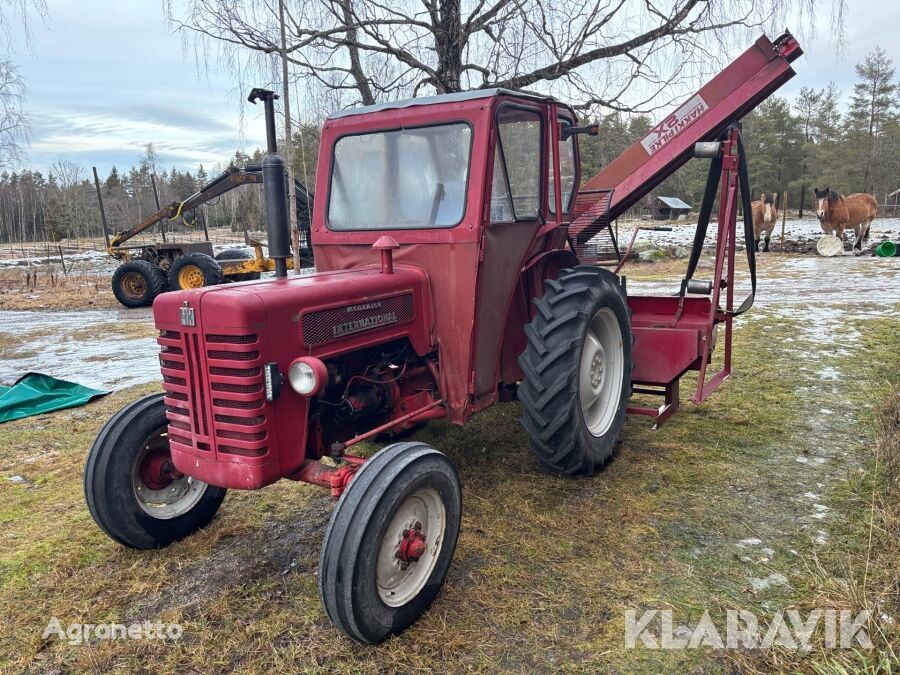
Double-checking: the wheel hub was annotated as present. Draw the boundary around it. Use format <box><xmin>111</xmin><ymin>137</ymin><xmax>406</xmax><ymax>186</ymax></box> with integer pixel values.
<box><xmin>139</xmin><ymin>446</ymin><xmax>183</xmax><ymax>490</ymax></box>
<box><xmin>589</xmin><ymin>350</ymin><xmax>605</xmax><ymax>389</ymax></box>
<box><xmin>579</xmin><ymin>307</ymin><xmax>625</xmax><ymax>437</ymax></box>
<box><xmin>178</xmin><ymin>265</ymin><xmax>204</xmax><ymax>289</ymax></box>
<box><xmin>131</xmin><ymin>430</ymin><xmax>209</xmax><ymax>520</ymax></box>
<box><xmin>376</xmin><ymin>487</ymin><xmax>446</xmax><ymax>607</ymax></box>
<box><xmin>396</xmin><ymin>522</ymin><xmax>427</xmax><ymax>567</ymax></box>
<box><xmin>121</xmin><ymin>271</ymin><xmax>146</xmax><ymax>299</ymax></box>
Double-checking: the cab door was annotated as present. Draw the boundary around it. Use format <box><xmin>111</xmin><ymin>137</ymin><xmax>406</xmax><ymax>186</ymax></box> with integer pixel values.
<box><xmin>471</xmin><ymin>103</ymin><xmax>546</xmax><ymax>399</ymax></box>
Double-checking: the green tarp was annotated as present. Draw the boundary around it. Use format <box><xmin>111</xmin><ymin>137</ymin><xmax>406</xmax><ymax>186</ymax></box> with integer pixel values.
<box><xmin>0</xmin><ymin>373</ymin><xmax>109</xmax><ymax>424</ymax></box>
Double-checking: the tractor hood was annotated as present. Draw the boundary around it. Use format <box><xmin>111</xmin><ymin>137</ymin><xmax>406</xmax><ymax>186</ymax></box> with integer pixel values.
<box><xmin>153</xmin><ymin>266</ymin><xmax>434</xmax><ymax>359</ymax></box>
<box><xmin>152</xmin><ymin>265</ymin><xmax>434</xmax><ymax>489</ymax></box>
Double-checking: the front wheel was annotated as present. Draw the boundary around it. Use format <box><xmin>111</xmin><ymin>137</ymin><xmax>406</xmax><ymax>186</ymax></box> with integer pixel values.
<box><xmin>518</xmin><ymin>266</ymin><xmax>633</xmax><ymax>476</ymax></box>
<box><xmin>318</xmin><ymin>442</ymin><xmax>462</xmax><ymax>644</ymax></box>
<box><xmin>84</xmin><ymin>393</ymin><xmax>226</xmax><ymax>549</ymax></box>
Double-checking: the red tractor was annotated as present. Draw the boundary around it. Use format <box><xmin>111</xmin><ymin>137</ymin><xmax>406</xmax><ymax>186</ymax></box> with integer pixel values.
<box><xmin>85</xmin><ymin>34</ymin><xmax>802</xmax><ymax>643</ymax></box>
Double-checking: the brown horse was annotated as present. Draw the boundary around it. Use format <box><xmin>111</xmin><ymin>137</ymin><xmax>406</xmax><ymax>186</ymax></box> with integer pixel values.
<box><xmin>751</xmin><ymin>192</ymin><xmax>778</xmax><ymax>252</ymax></box>
<box><xmin>814</xmin><ymin>187</ymin><xmax>877</xmax><ymax>250</ymax></box>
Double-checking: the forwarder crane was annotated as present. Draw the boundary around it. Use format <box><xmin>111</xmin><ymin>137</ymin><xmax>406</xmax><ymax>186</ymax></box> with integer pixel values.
<box><xmin>85</xmin><ymin>33</ymin><xmax>802</xmax><ymax>644</ymax></box>
<box><xmin>99</xmin><ymin>92</ymin><xmax>315</xmax><ymax>307</ymax></box>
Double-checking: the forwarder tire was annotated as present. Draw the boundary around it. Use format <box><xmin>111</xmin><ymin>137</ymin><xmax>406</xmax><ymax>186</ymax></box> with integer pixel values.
<box><xmin>168</xmin><ymin>252</ymin><xmax>224</xmax><ymax>290</ymax></box>
<box><xmin>319</xmin><ymin>442</ymin><xmax>462</xmax><ymax>644</ymax></box>
<box><xmin>84</xmin><ymin>393</ymin><xmax>226</xmax><ymax>549</ymax></box>
<box><xmin>518</xmin><ymin>266</ymin><xmax>633</xmax><ymax>476</ymax></box>
<box><xmin>215</xmin><ymin>247</ymin><xmax>260</xmax><ymax>281</ymax></box>
<box><xmin>112</xmin><ymin>260</ymin><xmax>167</xmax><ymax>308</ymax></box>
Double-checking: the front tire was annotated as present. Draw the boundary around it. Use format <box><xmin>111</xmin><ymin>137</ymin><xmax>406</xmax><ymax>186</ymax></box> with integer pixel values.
<box><xmin>84</xmin><ymin>393</ymin><xmax>226</xmax><ymax>549</ymax></box>
<box><xmin>319</xmin><ymin>442</ymin><xmax>462</xmax><ymax>644</ymax></box>
<box><xmin>518</xmin><ymin>266</ymin><xmax>632</xmax><ymax>476</ymax></box>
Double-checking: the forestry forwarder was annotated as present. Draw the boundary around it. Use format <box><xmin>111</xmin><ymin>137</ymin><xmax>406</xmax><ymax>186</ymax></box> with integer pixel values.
<box><xmin>103</xmin><ymin>90</ymin><xmax>314</xmax><ymax>308</ymax></box>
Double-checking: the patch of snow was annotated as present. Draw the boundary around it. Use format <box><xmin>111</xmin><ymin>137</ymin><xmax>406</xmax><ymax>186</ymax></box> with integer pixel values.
<box><xmin>750</xmin><ymin>572</ymin><xmax>789</xmax><ymax>592</ymax></box>
<box><xmin>0</xmin><ymin>309</ymin><xmax>158</xmax><ymax>391</ymax></box>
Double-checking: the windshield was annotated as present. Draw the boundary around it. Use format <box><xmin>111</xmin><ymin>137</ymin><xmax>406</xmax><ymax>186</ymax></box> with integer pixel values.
<box><xmin>328</xmin><ymin>123</ymin><xmax>472</xmax><ymax>230</ymax></box>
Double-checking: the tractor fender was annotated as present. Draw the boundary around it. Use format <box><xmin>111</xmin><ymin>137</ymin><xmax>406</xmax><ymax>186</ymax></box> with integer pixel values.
<box><xmin>521</xmin><ymin>248</ymin><xmax>582</xmax><ymax>303</ymax></box>
<box><xmin>495</xmin><ymin>248</ymin><xmax>582</xmax><ymax>387</ymax></box>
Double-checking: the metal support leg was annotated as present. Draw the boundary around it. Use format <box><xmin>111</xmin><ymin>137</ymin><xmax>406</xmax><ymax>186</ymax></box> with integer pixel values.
<box><xmin>691</xmin><ymin>128</ymin><xmax>739</xmax><ymax>405</ymax></box>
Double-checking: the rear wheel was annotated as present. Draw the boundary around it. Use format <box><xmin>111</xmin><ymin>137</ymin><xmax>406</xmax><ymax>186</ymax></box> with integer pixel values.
<box><xmin>111</xmin><ymin>260</ymin><xmax>167</xmax><ymax>308</ymax></box>
<box><xmin>84</xmin><ymin>393</ymin><xmax>226</xmax><ymax>549</ymax></box>
<box><xmin>319</xmin><ymin>442</ymin><xmax>462</xmax><ymax>644</ymax></box>
<box><xmin>168</xmin><ymin>253</ymin><xmax>224</xmax><ymax>290</ymax></box>
<box><xmin>518</xmin><ymin>266</ymin><xmax>632</xmax><ymax>476</ymax></box>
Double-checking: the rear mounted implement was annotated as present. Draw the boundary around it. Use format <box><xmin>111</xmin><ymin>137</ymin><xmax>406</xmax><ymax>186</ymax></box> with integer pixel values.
<box><xmin>85</xmin><ymin>32</ymin><xmax>803</xmax><ymax>644</ymax></box>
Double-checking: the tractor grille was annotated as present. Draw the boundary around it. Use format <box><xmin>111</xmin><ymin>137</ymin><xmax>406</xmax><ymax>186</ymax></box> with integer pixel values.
<box><xmin>301</xmin><ymin>293</ymin><xmax>415</xmax><ymax>346</ymax></box>
<box><xmin>158</xmin><ymin>329</ymin><xmax>269</xmax><ymax>459</ymax></box>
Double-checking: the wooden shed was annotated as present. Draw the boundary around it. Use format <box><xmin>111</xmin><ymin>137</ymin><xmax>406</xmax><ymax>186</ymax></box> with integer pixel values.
<box><xmin>651</xmin><ymin>196</ymin><xmax>692</xmax><ymax>220</ymax></box>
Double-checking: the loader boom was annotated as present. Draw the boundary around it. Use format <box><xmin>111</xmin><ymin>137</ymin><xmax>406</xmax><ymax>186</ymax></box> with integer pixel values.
<box><xmin>107</xmin><ymin>165</ymin><xmax>314</xmax><ymax>252</ymax></box>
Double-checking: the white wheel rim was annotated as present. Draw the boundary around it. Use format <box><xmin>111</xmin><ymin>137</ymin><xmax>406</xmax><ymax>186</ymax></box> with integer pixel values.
<box><xmin>376</xmin><ymin>487</ymin><xmax>446</xmax><ymax>607</ymax></box>
<box><xmin>131</xmin><ymin>433</ymin><xmax>209</xmax><ymax>520</ymax></box>
<box><xmin>579</xmin><ymin>307</ymin><xmax>625</xmax><ymax>437</ymax></box>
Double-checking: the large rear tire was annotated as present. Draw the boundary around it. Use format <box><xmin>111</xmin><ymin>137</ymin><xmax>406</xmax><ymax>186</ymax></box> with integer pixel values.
<box><xmin>319</xmin><ymin>442</ymin><xmax>462</xmax><ymax>644</ymax></box>
<box><xmin>518</xmin><ymin>266</ymin><xmax>633</xmax><ymax>476</ymax></box>
<box><xmin>111</xmin><ymin>260</ymin><xmax>167</xmax><ymax>308</ymax></box>
<box><xmin>84</xmin><ymin>393</ymin><xmax>226</xmax><ymax>549</ymax></box>
<box><xmin>168</xmin><ymin>252</ymin><xmax>224</xmax><ymax>290</ymax></box>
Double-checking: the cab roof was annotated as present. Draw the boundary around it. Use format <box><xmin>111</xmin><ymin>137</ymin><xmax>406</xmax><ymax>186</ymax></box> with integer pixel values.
<box><xmin>326</xmin><ymin>88</ymin><xmax>559</xmax><ymax>120</ymax></box>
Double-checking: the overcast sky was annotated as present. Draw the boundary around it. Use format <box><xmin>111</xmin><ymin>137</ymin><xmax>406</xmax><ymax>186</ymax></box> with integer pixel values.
<box><xmin>10</xmin><ymin>0</ymin><xmax>899</xmax><ymax>177</ymax></box>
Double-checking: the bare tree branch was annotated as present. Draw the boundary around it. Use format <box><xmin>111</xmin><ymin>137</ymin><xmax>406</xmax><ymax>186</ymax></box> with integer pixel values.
<box><xmin>0</xmin><ymin>59</ymin><xmax>28</xmax><ymax>169</ymax></box>
<box><xmin>168</xmin><ymin>0</ymin><xmax>846</xmax><ymax>117</ymax></box>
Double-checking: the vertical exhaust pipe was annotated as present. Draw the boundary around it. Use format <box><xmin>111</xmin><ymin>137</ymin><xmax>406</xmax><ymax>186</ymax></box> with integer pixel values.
<box><xmin>248</xmin><ymin>88</ymin><xmax>291</xmax><ymax>278</ymax></box>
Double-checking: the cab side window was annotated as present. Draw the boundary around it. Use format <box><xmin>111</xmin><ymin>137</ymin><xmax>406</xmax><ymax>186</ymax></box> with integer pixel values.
<box><xmin>490</xmin><ymin>107</ymin><xmax>542</xmax><ymax>222</ymax></box>
<box><xmin>549</xmin><ymin>118</ymin><xmax>578</xmax><ymax>214</ymax></box>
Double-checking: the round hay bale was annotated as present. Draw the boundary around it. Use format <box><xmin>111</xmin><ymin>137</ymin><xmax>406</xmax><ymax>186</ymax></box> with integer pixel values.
<box><xmin>816</xmin><ymin>235</ymin><xmax>843</xmax><ymax>257</ymax></box>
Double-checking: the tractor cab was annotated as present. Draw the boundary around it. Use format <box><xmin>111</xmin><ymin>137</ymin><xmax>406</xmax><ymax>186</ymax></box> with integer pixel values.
<box><xmin>312</xmin><ymin>90</ymin><xmax>585</xmax><ymax>420</ymax></box>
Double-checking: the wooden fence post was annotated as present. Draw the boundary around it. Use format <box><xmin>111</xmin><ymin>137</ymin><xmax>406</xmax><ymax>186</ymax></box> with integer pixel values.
<box><xmin>58</xmin><ymin>244</ymin><xmax>68</xmax><ymax>276</ymax></box>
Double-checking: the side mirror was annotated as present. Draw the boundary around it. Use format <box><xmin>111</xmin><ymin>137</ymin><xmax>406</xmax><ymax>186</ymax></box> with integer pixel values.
<box><xmin>561</xmin><ymin>124</ymin><xmax>599</xmax><ymax>140</ymax></box>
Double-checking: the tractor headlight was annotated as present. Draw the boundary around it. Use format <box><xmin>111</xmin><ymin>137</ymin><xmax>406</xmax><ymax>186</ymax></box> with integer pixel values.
<box><xmin>288</xmin><ymin>357</ymin><xmax>327</xmax><ymax>396</ymax></box>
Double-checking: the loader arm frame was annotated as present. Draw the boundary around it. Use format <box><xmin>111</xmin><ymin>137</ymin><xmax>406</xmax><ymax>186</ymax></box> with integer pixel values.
<box><xmin>107</xmin><ymin>165</ymin><xmax>314</xmax><ymax>253</ymax></box>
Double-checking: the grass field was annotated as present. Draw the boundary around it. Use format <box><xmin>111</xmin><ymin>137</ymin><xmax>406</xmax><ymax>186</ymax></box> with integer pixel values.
<box><xmin>0</xmin><ymin>304</ymin><xmax>900</xmax><ymax>672</ymax></box>
<box><xmin>0</xmin><ymin>263</ymin><xmax>898</xmax><ymax>672</ymax></box>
